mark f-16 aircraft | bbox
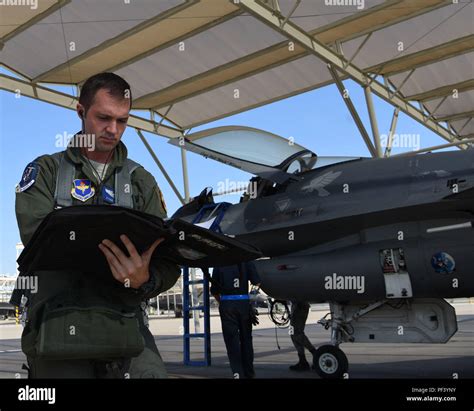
[171,125,474,378]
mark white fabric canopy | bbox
[1,0,472,138]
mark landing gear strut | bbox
[316,300,387,378]
[315,309,349,378]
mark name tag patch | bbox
[102,185,115,204]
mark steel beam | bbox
[236,0,461,145]
[364,86,382,157]
[136,130,185,205]
[392,137,474,157]
[0,0,70,44]
[406,79,474,102]
[437,110,474,123]
[0,74,182,139]
[327,65,377,157]
[280,0,301,29]
[134,0,443,110]
[384,108,399,157]
[32,0,204,83]
[181,146,191,203]
[367,34,474,76]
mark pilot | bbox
[12,72,181,378]
[211,262,261,379]
[289,301,317,372]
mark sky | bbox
[0,68,453,275]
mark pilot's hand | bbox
[99,234,164,289]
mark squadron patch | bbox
[17,162,39,193]
[71,179,95,202]
[102,185,115,204]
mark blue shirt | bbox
[211,262,261,296]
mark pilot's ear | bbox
[76,103,86,120]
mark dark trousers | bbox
[219,300,254,378]
[290,301,315,357]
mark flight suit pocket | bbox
[35,302,145,360]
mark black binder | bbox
[17,205,262,273]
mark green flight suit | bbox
[15,139,181,378]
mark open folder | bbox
[17,205,262,273]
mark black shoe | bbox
[289,360,310,372]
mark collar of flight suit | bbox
[64,132,129,185]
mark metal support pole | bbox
[136,129,185,204]
[190,268,201,334]
[385,108,399,157]
[445,122,467,149]
[418,101,428,119]
[179,142,200,332]
[155,297,160,317]
[181,147,191,203]
[364,86,382,157]
[179,139,200,330]
[182,267,190,364]
[327,64,377,157]
[151,105,173,134]
[173,291,177,317]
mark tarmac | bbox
[0,302,473,379]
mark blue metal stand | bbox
[182,202,231,366]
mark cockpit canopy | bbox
[169,126,362,188]
[169,126,316,184]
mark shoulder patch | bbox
[16,162,39,193]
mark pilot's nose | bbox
[106,121,118,136]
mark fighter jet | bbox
[170,126,474,378]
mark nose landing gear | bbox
[312,344,348,379]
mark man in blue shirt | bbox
[211,262,261,379]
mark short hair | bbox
[79,72,132,114]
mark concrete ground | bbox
[0,303,473,379]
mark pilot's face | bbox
[78,88,130,153]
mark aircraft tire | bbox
[313,345,348,379]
